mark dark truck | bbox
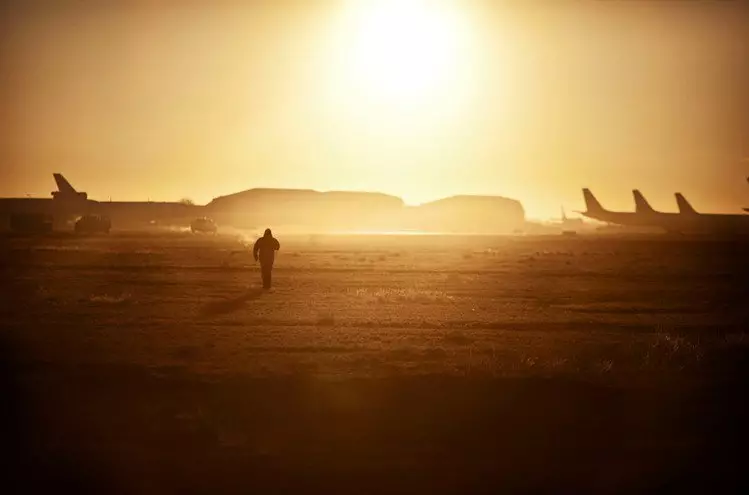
[75,215,111,234]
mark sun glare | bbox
[318,0,480,199]
[336,0,470,106]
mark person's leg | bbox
[260,263,270,289]
[266,263,273,289]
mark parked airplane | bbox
[581,188,749,235]
[0,174,202,230]
[0,174,87,225]
[580,189,657,229]
[673,192,749,234]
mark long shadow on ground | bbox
[199,288,264,317]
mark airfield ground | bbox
[1,231,748,493]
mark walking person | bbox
[253,228,280,289]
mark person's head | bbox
[264,228,272,237]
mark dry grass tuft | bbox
[88,293,132,304]
[349,287,454,304]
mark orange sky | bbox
[1,0,747,219]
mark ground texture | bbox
[1,232,748,493]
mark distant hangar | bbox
[205,188,525,233]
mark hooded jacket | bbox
[253,228,280,265]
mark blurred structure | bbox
[1,174,528,234]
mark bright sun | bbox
[336,0,469,106]
[318,0,479,198]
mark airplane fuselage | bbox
[583,209,749,234]
[0,195,203,231]
[674,212,749,235]
[582,210,661,228]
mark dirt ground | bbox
[1,231,748,493]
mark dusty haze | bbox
[1,0,748,218]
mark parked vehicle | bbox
[75,214,111,234]
[191,217,217,234]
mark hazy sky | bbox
[2,0,747,218]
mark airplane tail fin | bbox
[52,173,87,200]
[54,173,78,194]
[632,189,655,214]
[582,188,605,214]
[675,193,697,214]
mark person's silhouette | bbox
[253,228,280,289]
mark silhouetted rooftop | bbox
[208,188,405,209]
[422,195,523,206]
[419,195,525,216]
